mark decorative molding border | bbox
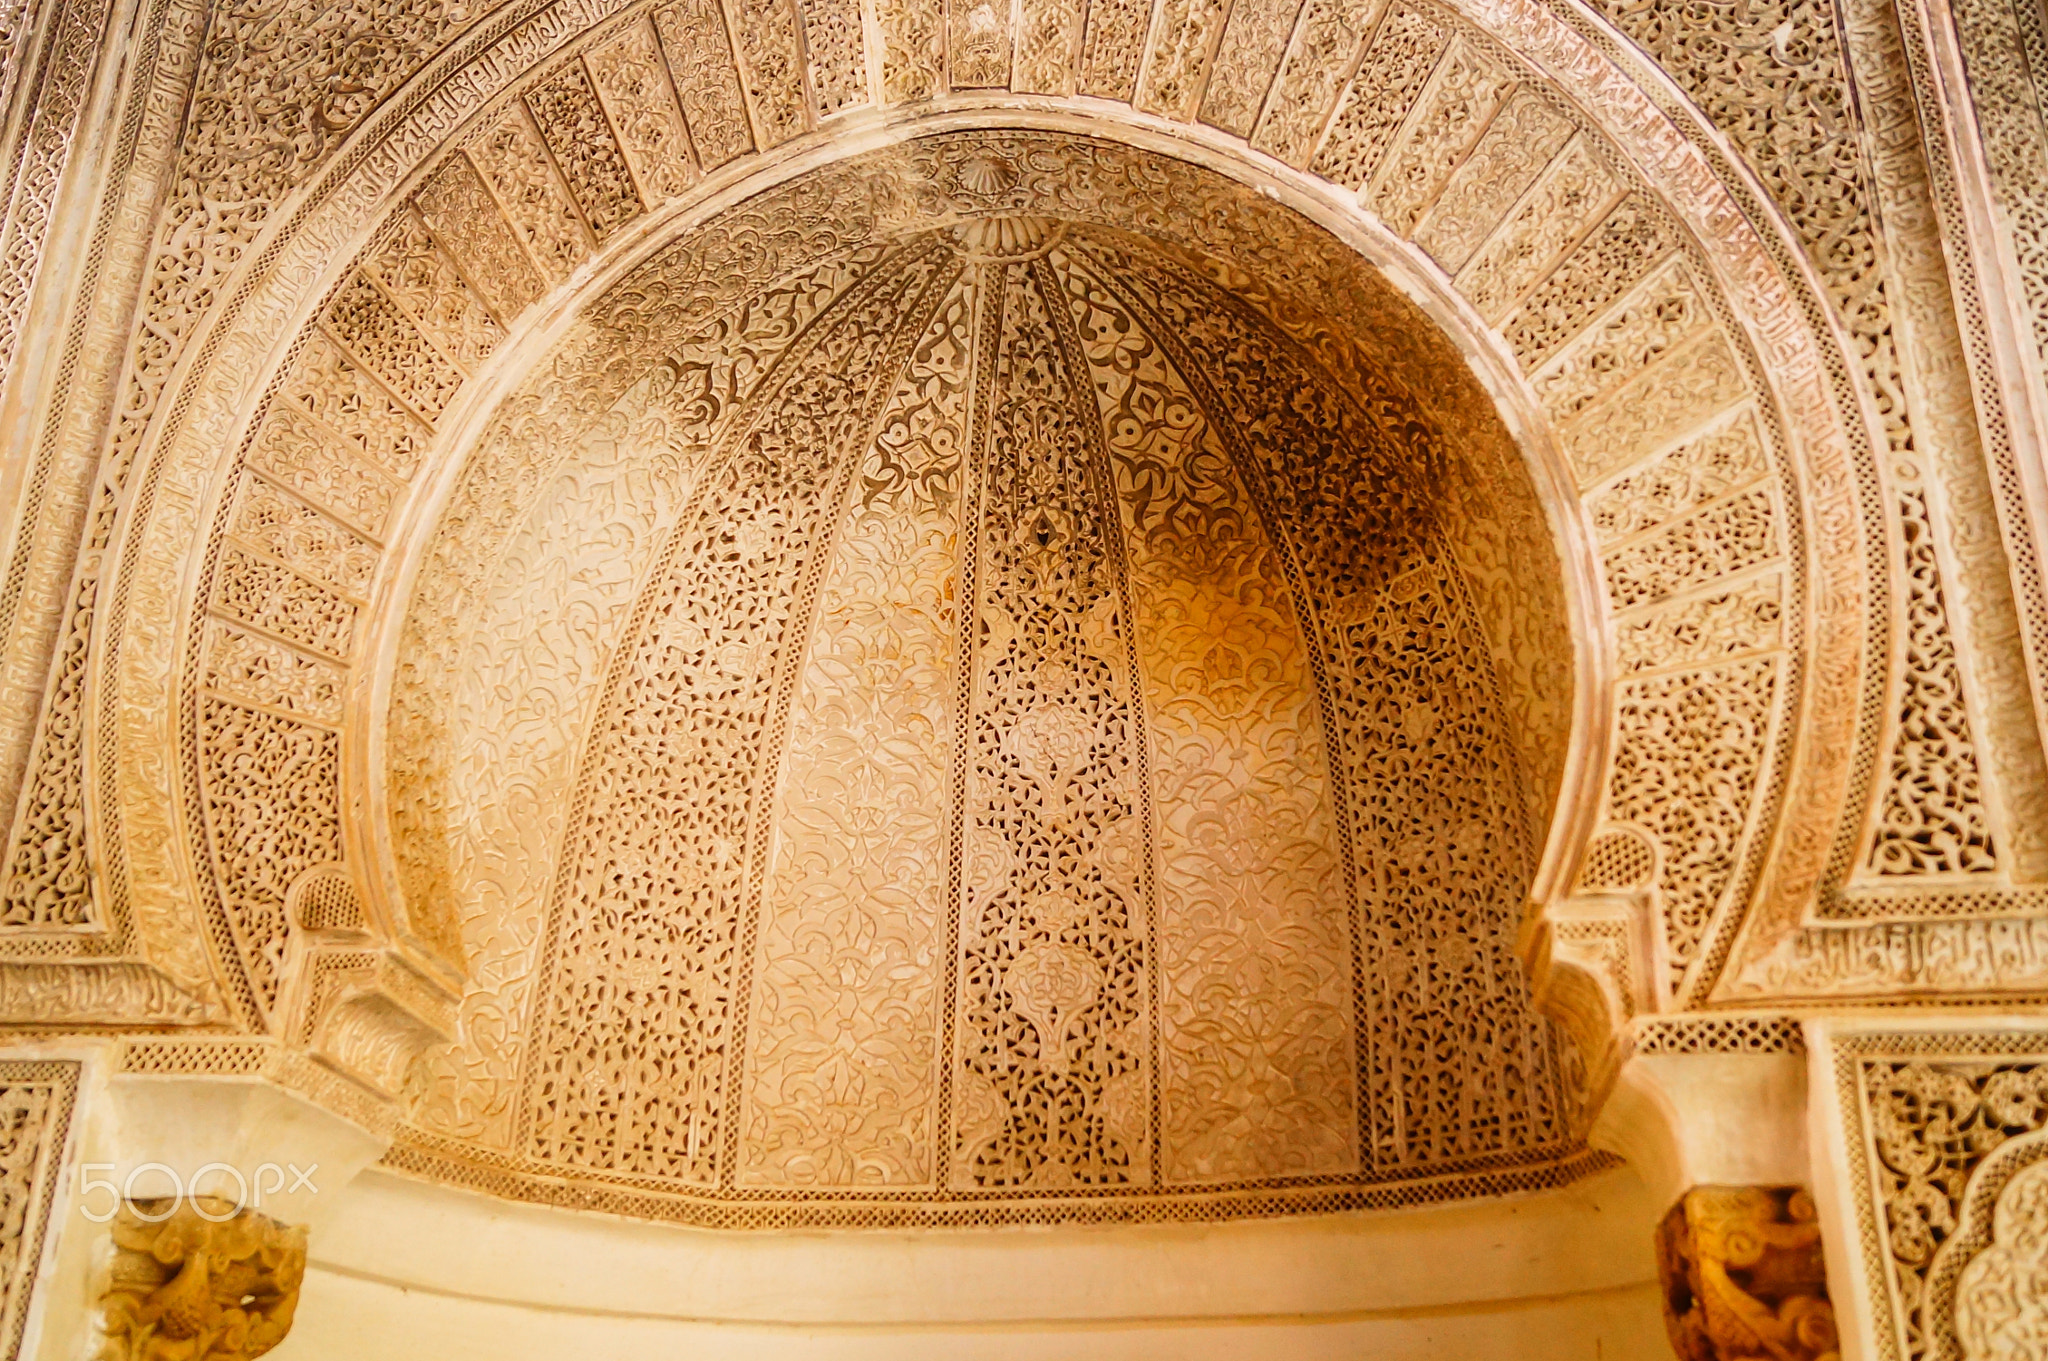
[1811,1020,2048,1361]
[0,1058,76,1361]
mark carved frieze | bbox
[0,1063,77,1361]
[1942,0,2048,378]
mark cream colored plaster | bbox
[1591,1053,1812,1210]
[3,1048,379,1361]
[285,1274,1668,1361]
[278,1164,1667,1357]
[100,1076,385,1228]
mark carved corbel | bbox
[97,1197,307,1361]
[281,866,457,1099]
[1656,1185,1840,1361]
[286,945,456,1100]
[1523,889,1648,1115]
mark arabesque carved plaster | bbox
[0,0,2036,1277]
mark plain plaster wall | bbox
[273,1165,1672,1359]
[289,1269,1667,1359]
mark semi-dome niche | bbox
[377,132,1587,1227]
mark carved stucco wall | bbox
[371,182,1591,1224]
[1818,1027,2048,1361]
[0,0,1850,1037]
[1937,0,2048,554]
[0,1062,75,1361]
[0,0,2035,1313]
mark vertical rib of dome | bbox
[737,265,977,1188]
[521,240,964,1180]
[1052,241,1358,1183]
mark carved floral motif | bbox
[368,196,1583,1222]
[1955,1159,2048,1361]
[1656,1185,1840,1361]
[0,1066,76,1358]
[1866,1059,2048,1359]
[0,0,1895,1076]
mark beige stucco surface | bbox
[288,1274,1667,1360]
[283,1165,1667,1357]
